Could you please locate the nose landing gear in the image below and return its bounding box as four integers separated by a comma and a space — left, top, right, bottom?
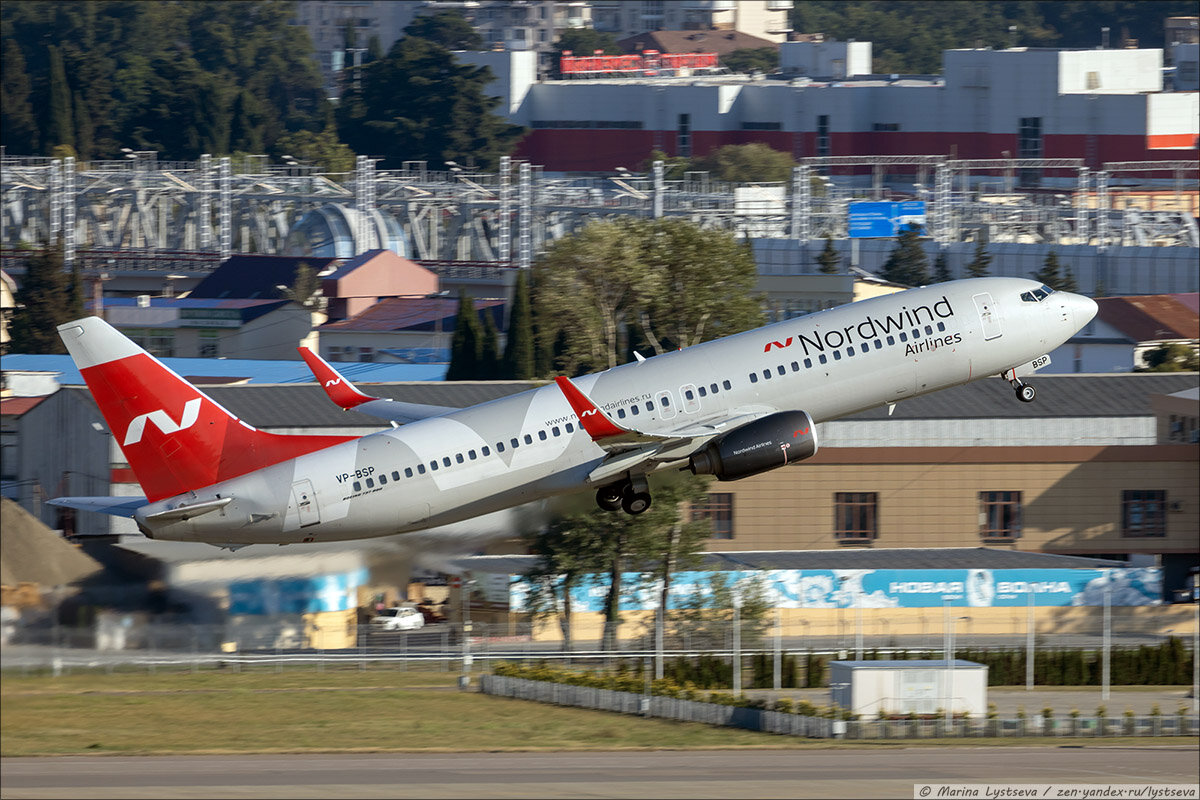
595, 475, 653, 515
1009, 377, 1036, 403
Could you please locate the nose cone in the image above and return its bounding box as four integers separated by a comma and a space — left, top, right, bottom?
1068, 293, 1098, 331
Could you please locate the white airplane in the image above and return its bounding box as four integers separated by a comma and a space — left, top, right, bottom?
51, 277, 1096, 548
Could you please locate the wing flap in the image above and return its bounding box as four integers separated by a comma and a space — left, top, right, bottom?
299, 347, 456, 424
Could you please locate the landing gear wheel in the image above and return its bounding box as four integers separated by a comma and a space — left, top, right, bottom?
596, 484, 624, 512
1016, 384, 1036, 403
622, 490, 652, 515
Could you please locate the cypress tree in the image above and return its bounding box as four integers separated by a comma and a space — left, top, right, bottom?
479, 309, 500, 380
1033, 250, 1067, 289
1, 40, 39, 154
9, 246, 70, 354
500, 270, 535, 379
446, 292, 482, 380
72, 91, 94, 161
816, 235, 841, 274
47, 45, 74, 152
878, 223, 930, 286
933, 252, 952, 283
965, 237, 991, 278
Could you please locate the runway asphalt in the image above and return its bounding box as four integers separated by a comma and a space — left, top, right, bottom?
2, 746, 1198, 799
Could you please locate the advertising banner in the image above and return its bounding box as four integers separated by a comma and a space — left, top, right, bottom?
229, 567, 368, 615
848, 201, 927, 238
509, 568, 1161, 612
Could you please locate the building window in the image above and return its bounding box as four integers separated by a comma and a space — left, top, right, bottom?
1018, 116, 1042, 186
979, 491, 1022, 541
198, 329, 219, 358
1122, 490, 1166, 537
817, 115, 831, 158
834, 492, 877, 541
692, 493, 733, 539
677, 113, 691, 158
127, 329, 175, 358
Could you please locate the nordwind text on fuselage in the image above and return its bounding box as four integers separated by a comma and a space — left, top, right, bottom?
765, 295, 961, 357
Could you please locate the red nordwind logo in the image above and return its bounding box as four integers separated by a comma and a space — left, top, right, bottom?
764, 337, 793, 353
123, 398, 202, 446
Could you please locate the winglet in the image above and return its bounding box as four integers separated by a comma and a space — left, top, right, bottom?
298, 347, 376, 410
554, 376, 627, 440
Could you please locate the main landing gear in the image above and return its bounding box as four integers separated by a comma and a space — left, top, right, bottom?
596, 475, 652, 515
1009, 376, 1037, 403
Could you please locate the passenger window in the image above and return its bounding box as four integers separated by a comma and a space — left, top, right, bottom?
776, 365, 786, 376
482, 446, 491, 456
353, 481, 361, 491
937, 322, 945, 332
660, 396, 670, 407
925, 325, 933, 335
762, 369, 771, 380
887, 335, 895, 345
711, 383, 720, 393
722, 380, 731, 390
804, 358, 812, 368
645, 401, 653, 411
749, 373, 759, 383
874, 340, 883, 350
698, 386, 707, 397
366, 478, 375, 488
833, 351, 842, 361
685, 389, 695, 400
443, 457, 452, 467
566, 422, 574, 433
497, 442, 506, 452
468, 450, 477, 460
899, 332, 908, 342
405, 467, 413, 478
392, 471, 401, 481
417, 464, 426, 475
912, 329, 920, 339
791, 361, 800, 372
617, 407, 626, 418
511, 437, 519, 448
552, 426, 560, 436
524, 434, 533, 444
847, 346, 855, 356
456, 453, 464, 464
535, 430, 545, 441
379, 475, 387, 485
819, 354, 828, 364
631, 404, 640, 415
430, 461, 439, 471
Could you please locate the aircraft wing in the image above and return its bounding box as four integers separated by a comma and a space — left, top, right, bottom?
47, 496, 147, 518
298, 347, 456, 424
553, 376, 771, 485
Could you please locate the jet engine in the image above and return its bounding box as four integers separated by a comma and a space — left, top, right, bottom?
687, 411, 818, 481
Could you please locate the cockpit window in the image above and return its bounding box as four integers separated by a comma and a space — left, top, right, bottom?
1021, 284, 1057, 303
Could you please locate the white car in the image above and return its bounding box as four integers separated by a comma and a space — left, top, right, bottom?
369, 607, 425, 631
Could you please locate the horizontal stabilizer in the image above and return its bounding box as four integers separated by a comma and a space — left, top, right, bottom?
48, 496, 147, 518
299, 347, 456, 424
144, 496, 233, 523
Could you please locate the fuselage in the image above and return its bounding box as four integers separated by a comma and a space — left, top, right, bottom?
140, 277, 1096, 546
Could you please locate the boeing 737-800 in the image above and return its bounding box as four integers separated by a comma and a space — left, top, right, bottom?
50, 277, 1096, 548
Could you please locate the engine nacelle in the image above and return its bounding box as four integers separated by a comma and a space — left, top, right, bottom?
688, 410, 818, 481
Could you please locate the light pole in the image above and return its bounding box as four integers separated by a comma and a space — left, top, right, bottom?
855, 590, 864, 661
461, 578, 476, 688
1027, 589, 1036, 691
654, 590, 664, 680
1102, 581, 1111, 702
837, 575, 850, 657
946, 614, 969, 728
773, 606, 782, 692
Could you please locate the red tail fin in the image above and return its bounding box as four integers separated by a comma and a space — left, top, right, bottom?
58, 317, 355, 502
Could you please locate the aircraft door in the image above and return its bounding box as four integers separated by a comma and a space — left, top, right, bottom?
655, 390, 678, 420
973, 293, 1002, 340
290, 479, 320, 528
680, 384, 701, 414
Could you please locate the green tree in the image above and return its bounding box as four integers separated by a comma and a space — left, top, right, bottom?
722, 47, 779, 74
479, 309, 501, 379
403, 10, 484, 51
637, 218, 764, 353
282, 263, 323, 309
1140, 343, 1199, 372
8, 245, 70, 354
551, 28, 624, 78
691, 143, 795, 183
336, 36, 524, 170
46, 45, 74, 152
933, 251, 952, 283
965, 238, 991, 278
1, 40, 39, 154
1033, 250, 1073, 290
500, 270, 535, 379
641, 148, 691, 181
816, 235, 841, 274
274, 126, 357, 174
879, 223, 930, 286
446, 291, 483, 380
667, 572, 773, 651
520, 513, 611, 650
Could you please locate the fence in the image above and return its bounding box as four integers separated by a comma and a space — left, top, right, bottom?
480, 675, 1198, 740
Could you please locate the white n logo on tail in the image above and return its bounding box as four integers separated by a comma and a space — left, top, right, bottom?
123, 399, 202, 446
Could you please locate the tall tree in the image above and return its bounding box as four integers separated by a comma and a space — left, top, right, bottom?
1032, 250, 1076, 290
878, 223, 931, 286
446, 292, 482, 380
8, 246, 69, 354
501, 270, 535, 379
46, 45, 74, 152
965, 237, 992, 277
933, 251, 952, 283
336, 36, 524, 171
403, 10, 484, 51
816, 235, 841, 274
274, 126, 357, 174
479, 309, 501, 379
1, 39, 39, 154
722, 47, 779, 74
